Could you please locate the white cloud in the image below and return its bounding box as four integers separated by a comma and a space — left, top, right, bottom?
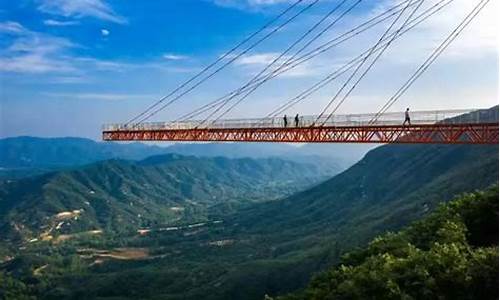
369, 0, 498, 63
0, 21, 196, 77
0, 23, 77, 73
307, 0, 499, 113
235, 53, 278, 66
43, 19, 80, 26
74, 57, 129, 71
101, 29, 110, 36
417, 0, 497, 58
42, 92, 156, 101
0, 21, 28, 34
234, 52, 318, 78
0, 21, 128, 74
163, 53, 189, 60
47, 76, 88, 84
211, 0, 497, 116
212, 0, 296, 9
38, 0, 127, 24
0, 54, 75, 74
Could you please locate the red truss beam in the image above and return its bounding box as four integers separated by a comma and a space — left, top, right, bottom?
103, 123, 499, 144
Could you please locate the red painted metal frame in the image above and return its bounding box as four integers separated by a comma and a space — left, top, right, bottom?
103, 123, 499, 144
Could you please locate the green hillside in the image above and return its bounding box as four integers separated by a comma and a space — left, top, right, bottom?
236, 144, 498, 238
163, 143, 375, 169
201, 144, 498, 299
183, 144, 498, 300
278, 186, 498, 300
0, 137, 167, 169
0, 137, 364, 180
0, 98, 497, 300
0, 141, 495, 300
0, 154, 330, 245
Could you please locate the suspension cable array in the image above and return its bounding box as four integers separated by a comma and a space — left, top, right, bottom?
103, 0, 497, 145
315, 0, 422, 126
132, 0, 320, 125
125, 0, 306, 126
178, 0, 416, 124
175, 0, 414, 123
369, 0, 491, 124
200, 0, 364, 127
265, 0, 455, 119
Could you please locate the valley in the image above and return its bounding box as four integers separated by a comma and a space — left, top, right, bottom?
0, 137, 373, 180
0, 153, 335, 249
0, 132, 497, 299
2, 0, 498, 298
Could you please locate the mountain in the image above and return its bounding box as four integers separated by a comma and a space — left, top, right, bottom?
296, 143, 376, 166
236, 144, 498, 235
443, 105, 499, 123
163, 143, 376, 169
278, 186, 498, 300
0, 108, 496, 300
181, 143, 497, 300
0, 136, 169, 168
3, 105, 497, 178
0, 137, 168, 178
163, 143, 296, 159
0, 137, 373, 179
1, 142, 494, 300
0, 154, 332, 244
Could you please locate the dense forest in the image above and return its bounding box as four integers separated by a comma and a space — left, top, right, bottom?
279, 186, 498, 300
1, 186, 497, 299
0, 132, 497, 299
0, 154, 334, 244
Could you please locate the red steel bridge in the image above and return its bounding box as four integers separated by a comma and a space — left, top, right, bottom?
103, 109, 498, 144
103, 0, 497, 145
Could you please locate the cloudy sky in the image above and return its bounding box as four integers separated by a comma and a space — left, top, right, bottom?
0, 0, 497, 139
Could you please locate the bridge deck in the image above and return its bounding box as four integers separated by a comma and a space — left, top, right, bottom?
102, 109, 499, 144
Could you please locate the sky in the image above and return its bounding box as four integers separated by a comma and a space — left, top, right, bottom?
0, 0, 498, 139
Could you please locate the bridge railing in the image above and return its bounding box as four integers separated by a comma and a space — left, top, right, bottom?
103, 108, 497, 131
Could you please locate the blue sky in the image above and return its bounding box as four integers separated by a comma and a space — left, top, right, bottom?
0, 0, 497, 139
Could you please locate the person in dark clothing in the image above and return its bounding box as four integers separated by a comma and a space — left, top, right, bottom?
403, 108, 411, 126
283, 115, 288, 128
295, 114, 299, 127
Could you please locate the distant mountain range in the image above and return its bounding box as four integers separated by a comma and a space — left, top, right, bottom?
138, 140, 494, 300
164, 142, 375, 167
0, 137, 167, 178
0, 107, 497, 300
0, 154, 332, 243
0, 136, 376, 179
236, 143, 498, 241
1, 139, 495, 300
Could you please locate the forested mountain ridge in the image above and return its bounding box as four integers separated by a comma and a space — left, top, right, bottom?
235, 144, 498, 237
0, 108, 497, 300
0, 143, 493, 300
193, 144, 498, 299
0, 136, 371, 179
0, 136, 167, 168
0, 137, 168, 179
278, 186, 498, 300
0, 154, 331, 245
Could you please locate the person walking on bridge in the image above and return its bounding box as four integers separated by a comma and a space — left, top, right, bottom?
403, 108, 411, 126
283, 115, 288, 128
295, 114, 299, 127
